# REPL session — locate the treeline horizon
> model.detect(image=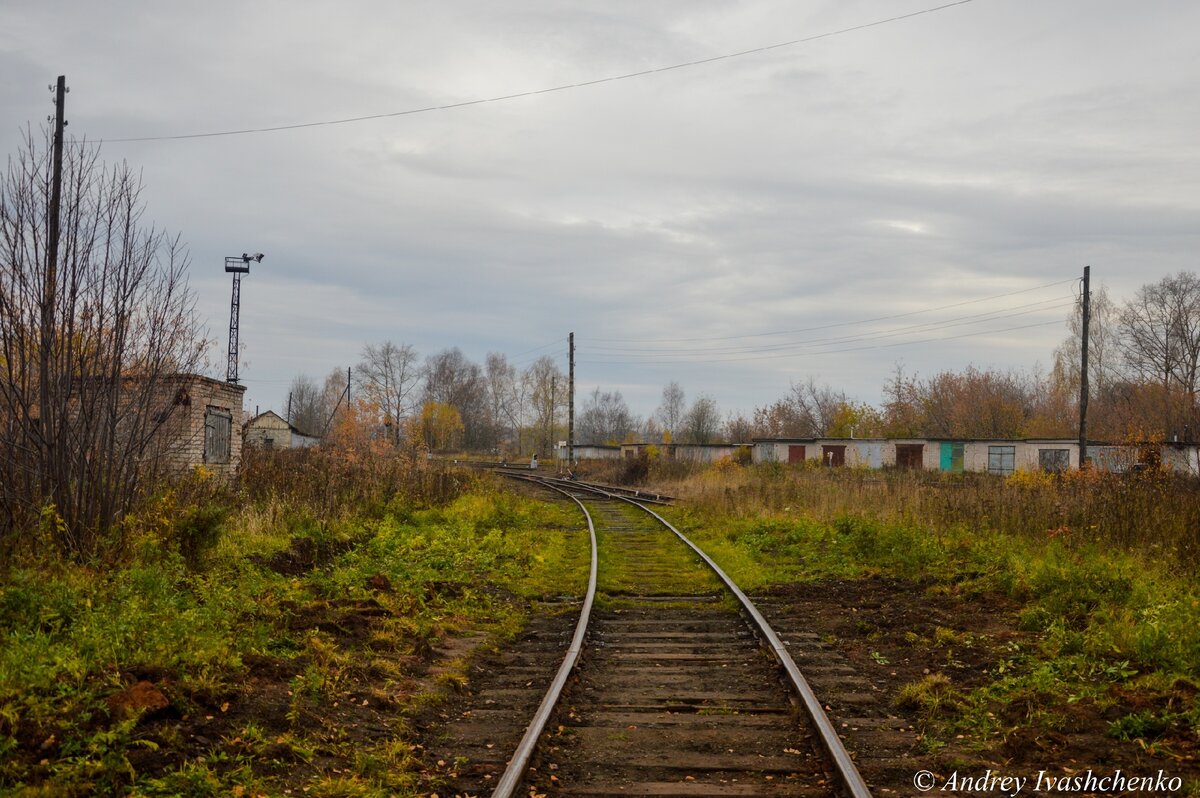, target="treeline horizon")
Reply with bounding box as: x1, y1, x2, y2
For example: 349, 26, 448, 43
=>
292, 271, 1199, 452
